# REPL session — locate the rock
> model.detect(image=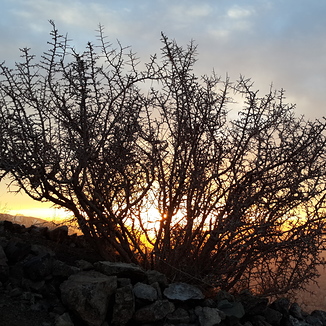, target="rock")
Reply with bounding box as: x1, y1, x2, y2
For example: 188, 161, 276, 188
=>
3, 220, 326, 326
75, 259, 93, 271
30, 299, 52, 312
146, 269, 169, 287
47, 225, 69, 242
22, 278, 46, 292
195, 306, 223, 326
269, 297, 290, 315
118, 278, 132, 287
151, 281, 163, 299
2, 220, 26, 233
133, 299, 175, 323
166, 307, 191, 324
290, 302, 304, 320
0, 244, 7, 261
9, 286, 23, 297
111, 284, 135, 326
310, 310, 326, 325
8, 263, 25, 285
305, 314, 323, 326
216, 290, 235, 302
52, 259, 80, 278
31, 244, 55, 257
60, 270, 117, 326
94, 261, 147, 282
217, 299, 245, 319
250, 315, 273, 326
262, 307, 283, 326
0, 245, 9, 281
23, 254, 54, 281
28, 225, 49, 237
133, 282, 158, 302
238, 290, 269, 316
163, 282, 205, 301
5, 237, 31, 263
55, 312, 74, 326
287, 315, 310, 326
